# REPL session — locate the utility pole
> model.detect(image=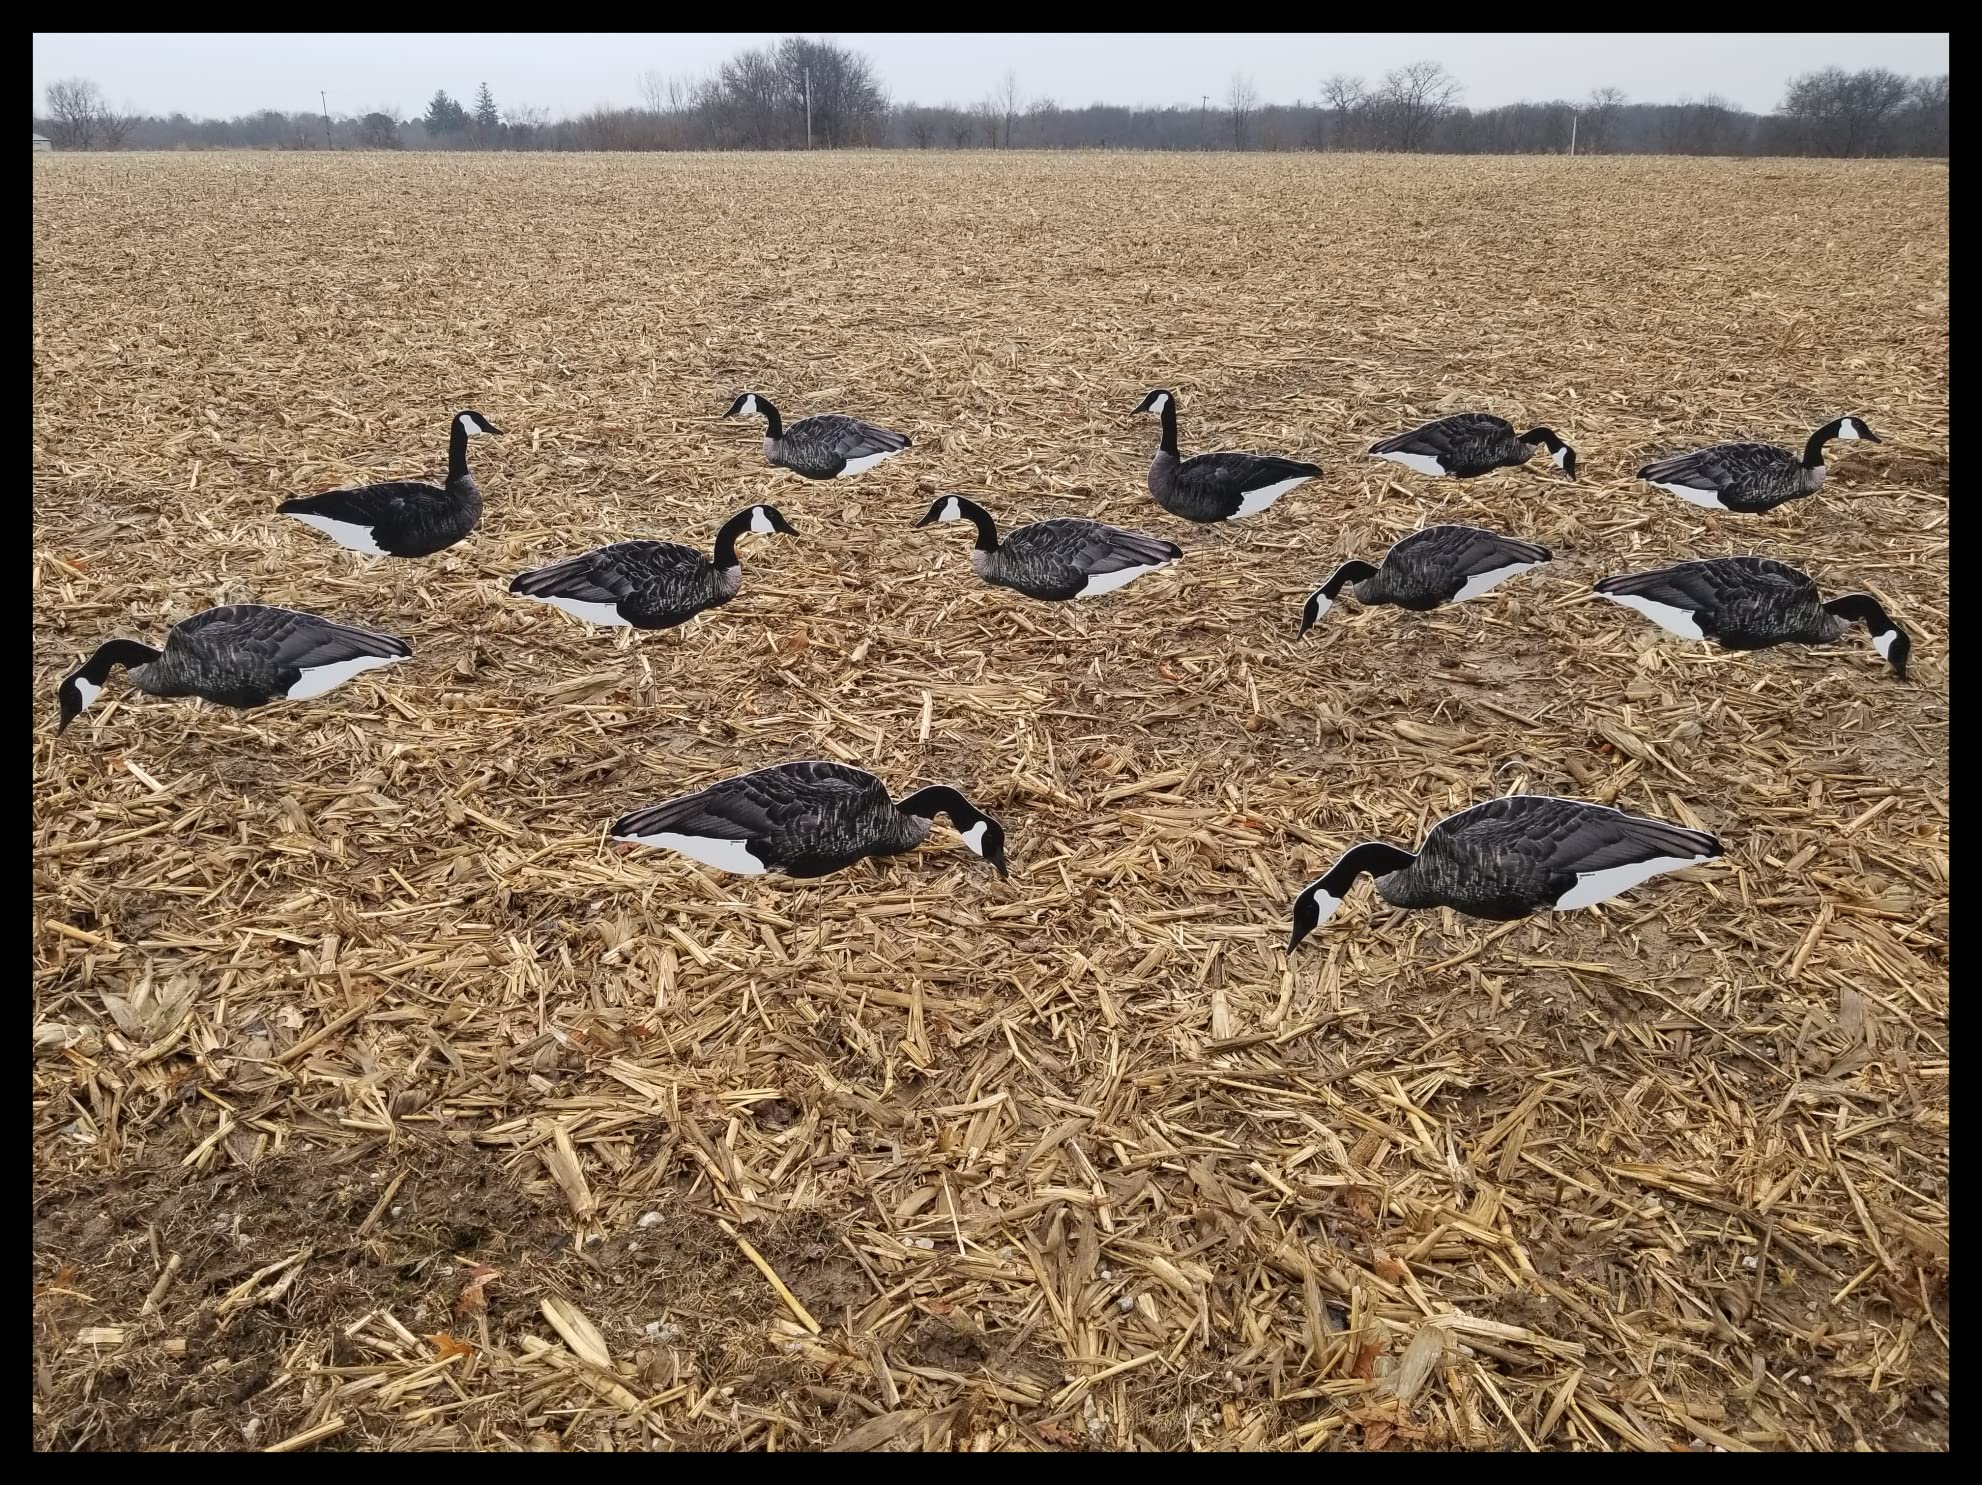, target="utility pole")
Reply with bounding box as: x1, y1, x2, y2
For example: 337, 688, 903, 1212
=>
1201, 94, 1210, 150
805, 67, 813, 149
321, 91, 333, 150
1569, 111, 1577, 156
